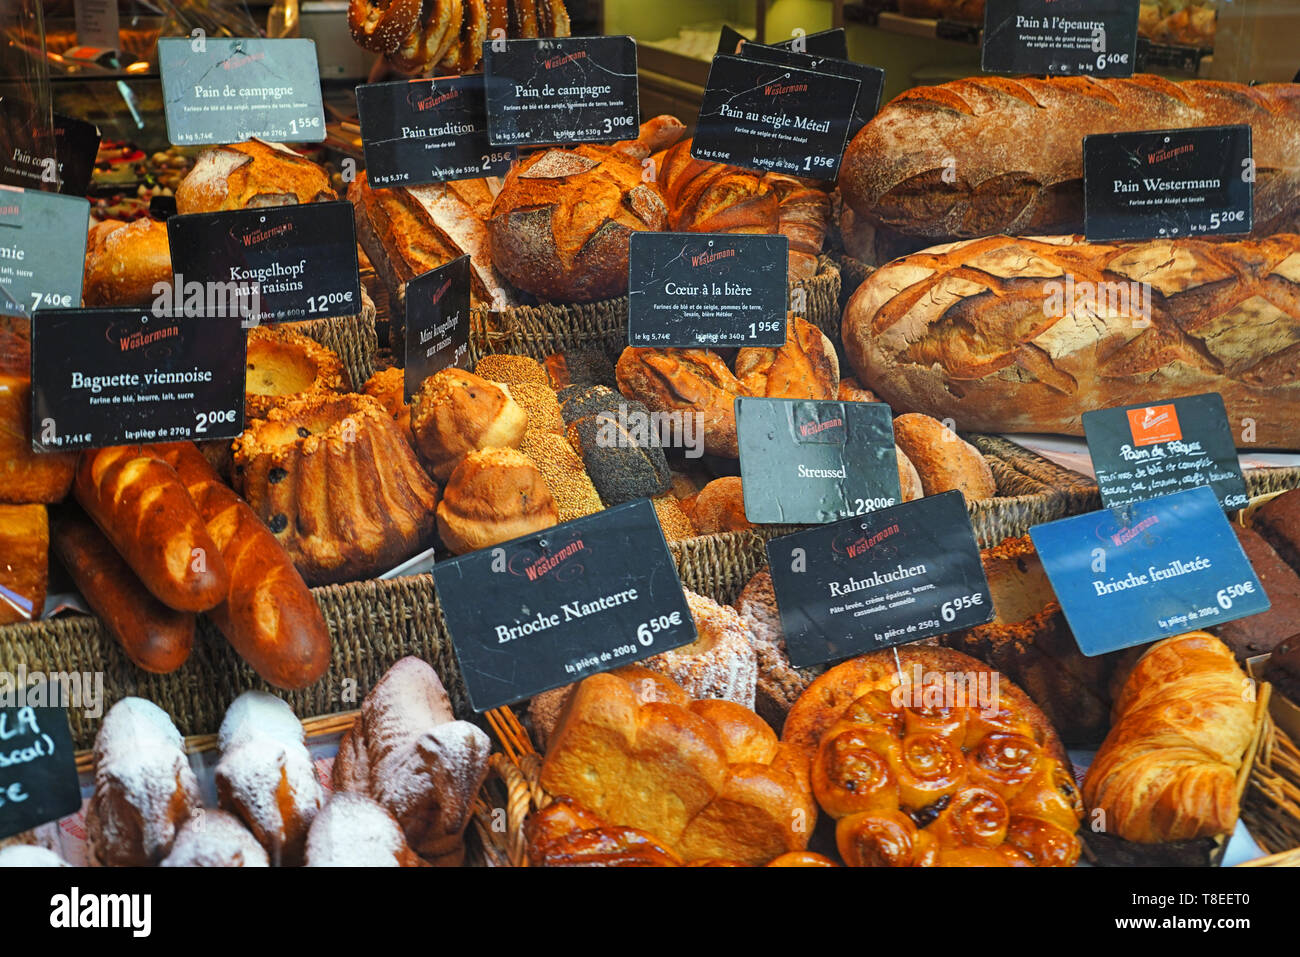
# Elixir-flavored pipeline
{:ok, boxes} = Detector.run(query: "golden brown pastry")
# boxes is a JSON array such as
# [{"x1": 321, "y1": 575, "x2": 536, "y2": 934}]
[
  {"x1": 892, "y1": 413, "x2": 997, "y2": 501},
  {"x1": 245, "y1": 325, "x2": 346, "y2": 421},
  {"x1": 734, "y1": 316, "x2": 839, "y2": 400},
  {"x1": 526, "y1": 797, "x2": 683, "y2": 867},
  {"x1": 1082, "y1": 632, "x2": 1255, "y2": 843},
  {"x1": 410, "y1": 369, "x2": 528, "y2": 480},
  {"x1": 616, "y1": 348, "x2": 751, "y2": 458},
  {"x1": 896, "y1": 447, "x2": 923, "y2": 503},
  {"x1": 362, "y1": 366, "x2": 413, "y2": 444},
  {"x1": 0, "y1": 504, "x2": 47, "y2": 625},
  {"x1": 518, "y1": 430, "x2": 603, "y2": 522},
  {"x1": 83, "y1": 218, "x2": 172, "y2": 307},
  {"x1": 176, "y1": 139, "x2": 335, "y2": 214},
  {"x1": 690, "y1": 477, "x2": 754, "y2": 535},
  {"x1": 436, "y1": 447, "x2": 558, "y2": 554},
  {"x1": 0, "y1": 317, "x2": 77, "y2": 504}
]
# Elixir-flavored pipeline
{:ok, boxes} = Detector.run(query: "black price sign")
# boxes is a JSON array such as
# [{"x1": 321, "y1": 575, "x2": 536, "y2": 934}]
[
  {"x1": 738, "y1": 42, "x2": 885, "y2": 141},
  {"x1": 1084, "y1": 125, "x2": 1253, "y2": 242},
  {"x1": 693, "y1": 55, "x2": 860, "y2": 181},
  {"x1": 1083, "y1": 393, "x2": 1249, "y2": 513},
  {"x1": 404, "y1": 255, "x2": 471, "y2": 400},
  {"x1": 767, "y1": 491, "x2": 994, "y2": 667},
  {"x1": 167, "y1": 202, "x2": 361, "y2": 325},
  {"x1": 981, "y1": 0, "x2": 1139, "y2": 76},
  {"x1": 484, "y1": 36, "x2": 640, "y2": 147},
  {"x1": 0, "y1": 705, "x2": 81, "y2": 839},
  {"x1": 0, "y1": 100, "x2": 101, "y2": 196},
  {"x1": 627, "y1": 232, "x2": 788, "y2": 348},
  {"x1": 30, "y1": 308, "x2": 246, "y2": 452},
  {"x1": 0, "y1": 187, "x2": 88, "y2": 319},
  {"x1": 737, "y1": 398, "x2": 901, "y2": 525},
  {"x1": 158, "y1": 37, "x2": 327, "y2": 146},
  {"x1": 432, "y1": 499, "x2": 696, "y2": 712},
  {"x1": 358, "y1": 75, "x2": 514, "y2": 188}
]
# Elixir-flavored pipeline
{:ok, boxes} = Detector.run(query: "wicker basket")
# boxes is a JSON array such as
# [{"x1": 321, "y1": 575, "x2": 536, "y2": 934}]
[{"x1": 285, "y1": 297, "x2": 380, "y2": 392}]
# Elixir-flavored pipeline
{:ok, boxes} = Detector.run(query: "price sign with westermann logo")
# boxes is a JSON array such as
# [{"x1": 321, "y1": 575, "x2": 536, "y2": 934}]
[
  {"x1": 404, "y1": 255, "x2": 471, "y2": 399},
  {"x1": 432, "y1": 499, "x2": 696, "y2": 712},
  {"x1": 981, "y1": 0, "x2": 1140, "y2": 76},
  {"x1": 0, "y1": 186, "x2": 88, "y2": 319}
]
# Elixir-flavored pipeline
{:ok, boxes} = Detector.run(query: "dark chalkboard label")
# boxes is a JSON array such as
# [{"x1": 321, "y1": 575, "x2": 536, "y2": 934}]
[
  {"x1": 0, "y1": 100, "x2": 101, "y2": 196},
  {"x1": 738, "y1": 42, "x2": 884, "y2": 141},
  {"x1": 404, "y1": 255, "x2": 471, "y2": 400},
  {"x1": 627, "y1": 232, "x2": 788, "y2": 348},
  {"x1": 0, "y1": 187, "x2": 88, "y2": 319},
  {"x1": 158, "y1": 37, "x2": 326, "y2": 146},
  {"x1": 30, "y1": 307, "x2": 246, "y2": 451},
  {"x1": 766, "y1": 491, "x2": 994, "y2": 667},
  {"x1": 358, "y1": 75, "x2": 515, "y2": 188},
  {"x1": 1084, "y1": 125, "x2": 1253, "y2": 242},
  {"x1": 484, "y1": 36, "x2": 640, "y2": 147},
  {"x1": 0, "y1": 704, "x2": 82, "y2": 840},
  {"x1": 981, "y1": 0, "x2": 1139, "y2": 76},
  {"x1": 432, "y1": 499, "x2": 696, "y2": 712},
  {"x1": 1083, "y1": 393, "x2": 1248, "y2": 513}
]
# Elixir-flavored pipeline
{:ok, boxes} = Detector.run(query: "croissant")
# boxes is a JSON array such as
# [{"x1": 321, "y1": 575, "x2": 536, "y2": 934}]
[{"x1": 1082, "y1": 632, "x2": 1255, "y2": 843}]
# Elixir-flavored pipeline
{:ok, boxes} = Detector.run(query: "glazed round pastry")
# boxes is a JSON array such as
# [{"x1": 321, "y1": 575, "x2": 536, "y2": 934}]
[
  {"x1": 410, "y1": 369, "x2": 529, "y2": 480},
  {"x1": 897, "y1": 446, "x2": 923, "y2": 503},
  {"x1": 175, "y1": 139, "x2": 335, "y2": 214},
  {"x1": 83, "y1": 218, "x2": 172, "y2": 307},
  {"x1": 783, "y1": 648, "x2": 1083, "y2": 867},
  {"x1": 233, "y1": 392, "x2": 440, "y2": 584},
  {"x1": 488, "y1": 145, "x2": 669, "y2": 302},
  {"x1": 616, "y1": 347, "x2": 750, "y2": 458},
  {"x1": 892, "y1": 413, "x2": 997, "y2": 501},
  {"x1": 436, "y1": 447, "x2": 558, "y2": 554},
  {"x1": 474, "y1": 354, "x2": 550, "y2": 389},
  {"x1": 160, "y1": 811, "x2": 270, "y2": 867},
  {"x1": 734, "y1": 316, "x2": 839, "y2": 400},
  {"x1": 245, "y1": 325, "x2": 346, "y2": 421},
  {"x1": 641, "y1": 589, "x2": 759, "y2": 708},
  {"x1": 566, "y1": 410, "x2": 672, "y2": 506},
  {"x1": 733, "y1": 569, "x2": 825, "y2": 728},
  {"x1": 519, "y1": 430, "x2": 603, "y2": 522},
  {"x1": 362, "y1": 366, "x2": 413, "y2": 443},
  {"x1": 690, "y1": 477, "x2": 754, "y2": 534},
  {"x1": 85, "y1": 698, "x2": 201, "y2": 867},
  {"x1": 306, "y1": 793, "x2": 426, "y2": 867},
  {"x1": 215, "y1": 691, "x2": 323, "y2": 867}
]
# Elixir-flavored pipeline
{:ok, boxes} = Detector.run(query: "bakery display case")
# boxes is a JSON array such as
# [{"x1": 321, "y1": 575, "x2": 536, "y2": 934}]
[{"x1": 3, "y1": 0, "x2": 1300, "y2": 890}]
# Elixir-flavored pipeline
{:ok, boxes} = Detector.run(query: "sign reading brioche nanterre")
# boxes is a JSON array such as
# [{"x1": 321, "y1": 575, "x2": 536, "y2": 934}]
[{"x1": 432, "y1": 500, "x2": 696, "y2": 712}]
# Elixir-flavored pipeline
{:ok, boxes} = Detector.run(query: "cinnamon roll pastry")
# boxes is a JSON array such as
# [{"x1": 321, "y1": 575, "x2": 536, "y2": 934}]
[
  {"x1": 926, "y1": 786, "x2": 1010, "y2": 849},
  {"x1": 837, "y1": 810, "x2": 936, "y2": 868},
  {"x1": 889, "y1": 733, "x2": 966, "y2": 809}
]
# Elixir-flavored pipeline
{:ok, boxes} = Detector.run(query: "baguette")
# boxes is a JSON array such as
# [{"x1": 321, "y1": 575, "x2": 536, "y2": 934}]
[
  {"x1": 842, "y1": 233, "x2": 1300, "y2": 449},
  {"x1": 840, "y1": 75, "x2": 1300, "y2": 242},
  {"x1": 153, "y1": 442, "x2": 332, "y2": 690},
  {"x1": 74, "y1": 447, "x2": 230, "y2": 611},
  {"x1": 52, "y1": 511, "x2": 194, "y2": 674}
]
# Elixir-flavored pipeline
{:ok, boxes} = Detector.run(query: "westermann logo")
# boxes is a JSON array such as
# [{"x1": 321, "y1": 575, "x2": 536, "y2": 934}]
[{"x1": 50, "y1": 888, "x2": 151, "y2": 937}]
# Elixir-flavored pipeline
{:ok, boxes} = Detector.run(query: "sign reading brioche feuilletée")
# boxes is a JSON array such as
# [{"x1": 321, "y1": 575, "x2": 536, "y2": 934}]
[
  {"x1": 1029, "y1": 485, "x2": 1269, "y2": 656},
  {"x1": 736, "y1": 397, "x2": 902, "y2": 525},
  {"x1": 158, "y1": 37, "x2": 326, "y2": 146},
  {"x1": 404, "y1": 255, "x2": 471, "y2": 399},
  {"x1": 432, "y1": 499, "x2": 697, "y2": 712},
  {"x1": 30, "y1": 308, "x2": 246, "y2": 452},
  {"x1": 483, "y1": 36, "x2": 640, "y2": 147},
  {"x1": 1083, "y1": 392, "x2": 1249, "y2": 513},
  {"x1": 981, "y1": 0, "x2": 1140, "y2": 76},
  {"x1": 0, "y1": 187, "x2": 88, "y2": 319},
  {"x1": 1083, "y1": 125, "x2": 1253, "y2": 242},
  {"x1": 766, "y1": 492, "x2": 994, "y2": 667},
  {"x1": 357, "y1": 75, "x2": 514, "y2": 187},
  {"x1": 0, "y1": 703, "x2": 81, "y2": 840}
]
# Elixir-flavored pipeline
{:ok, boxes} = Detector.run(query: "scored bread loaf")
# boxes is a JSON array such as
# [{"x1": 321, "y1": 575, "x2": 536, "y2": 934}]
[
  {"x1": 840, "y1": 76, "x2": 1300, "y2": 242},
  {"x1": 83, "y1": 218, "x2": 172, "y2": 307},
  {"x1": 843, "y1": 233, "x2": 1300, "y2": 448},
  {"x1": 175, "y1": 139, "x2": 335, "y2": 214}
]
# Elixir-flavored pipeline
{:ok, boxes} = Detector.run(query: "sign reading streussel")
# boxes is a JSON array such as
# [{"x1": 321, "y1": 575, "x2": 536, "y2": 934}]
[
  {"x1": 483, "y1": 36, "x2": 640, "y2": 147},
  {"x1": 158, "y1": 37, "x2": 326, "y2": 146},
  {"x1": 0, "y1": 187, "x2": 88, "y2": 319},
  {"x1": 981, "y1": 0, "x2": 1140, "y2": 76},
  {"x1": 433, "y1": 499, "x2": 696, "y2": 712}
]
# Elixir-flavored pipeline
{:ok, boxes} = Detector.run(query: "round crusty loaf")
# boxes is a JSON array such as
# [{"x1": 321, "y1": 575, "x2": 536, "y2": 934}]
[
  {"x1": 436, "y1": 448, "x2": 558, "y2": 555},
  {"x1": 896, "y1": 446, "x2": 923, "y2": 502},
  {"x1": 488, "y1": 145, "x2": 668, "y2": 303},
  {"x1": 690, "y1": 476, "x2": 754, "y2": 534},
  {"x1": 410, "y1": 369, "x2": 528, "y2": 480},
  {"x1": 176, "y1": 139, "x2": 335, "y2": 214},
  {"x1": 892, "y1": 413, "x2": 996, "y2": 501},
  {"x1": 83, "y1": 218, "x2": 172, "y2": 307},
  {"x1": 734, "y1": 316, "x2": 839, "y2": 400}
]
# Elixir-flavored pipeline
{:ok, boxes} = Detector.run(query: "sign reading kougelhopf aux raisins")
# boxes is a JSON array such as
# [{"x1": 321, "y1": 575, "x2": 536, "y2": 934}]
[
  {"x1": 1083, "y1": 125, "x2": 1253, "y2": 242},
  {"x1": 483, "y1": 36, "x2": 640, "y2": 147},
  {"x1": 404, "y1": 255, "x2": 471, "y2": 399},
  {"x1": 627, "y1": 232, "x2": 788, "y2": 347},
  {"x1": 0, "y1": 186, "x2": 88, "y2": 319},
  {"x1": 981, "y1": 0, "x2": 1139, "y2": 77},
  {"x1": 1083, "y1": 392, "x2": 1248, "y2": 513},
  {"x1": 357, "y1": 75, "x2": 514, "y2": 187},
  {"x1": 158, "y1": 37, "x2": 326, "y2": 146},
  {"x1": 693, "y1": 54, "x2": 860, "y2": 181},
  {"x1": 736, "y1": 397, "x2": 902, "y2": 525},
  {"x1": 432, "y1": 499, "x2": 696, "y2": 712},
  {"x1": 29, "y1": 308, "x2": 246, "y2": 452},
  {"x1": 167, "y1": 202, "x2": 360, "y2": 325},
  {"x1": 1029, "y1": 485, "x2": 1268, "y2": 656},
  {"x1": 0, "y1": 703, "x2": 81, "y2": 840},
  {"x1": 766, "y1": 492, "x2": 994, "y2": 667}
]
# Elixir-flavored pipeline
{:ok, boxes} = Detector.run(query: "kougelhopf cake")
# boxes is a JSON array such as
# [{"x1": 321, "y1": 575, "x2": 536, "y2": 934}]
[
  {"x1": 160, "y1": 811, "x2": 270, "y2": 867},
  {"x1": 176, "y1": 139, "x2": 335, "y2": 214},
  {"x1": 215, "y1": 691, "x2": 323, "y2": 867},
  {"x1": 245, "y1": 325, "x2": 347, "y2": 421},
  {"x1": 232, "y1": 393, "x2": 440, "y2": 584},
  {"x1": 784, "y1": 648, "x2": 1083, "y2": 867},
  {"x1": 306, "y1": 793, "x2": 427, "y2": 867},
  {"x1": 436, "y1": 447, "x2": 558, "y2": 555},
  {"x1": 85, "y1": 698, "x2": 201, "y2": 867},
  {"x1": 734, "y1": 569, "x2": 826, "y2": 729},
  {"x1": 410, "y1": 369, "x2": 529, "y2": 480}
]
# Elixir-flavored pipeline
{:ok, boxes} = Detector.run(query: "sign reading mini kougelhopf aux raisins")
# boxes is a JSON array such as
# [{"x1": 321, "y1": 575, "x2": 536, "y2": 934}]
[{"x1": 404, "y1": 255, "x2": 471, "y2": 399}]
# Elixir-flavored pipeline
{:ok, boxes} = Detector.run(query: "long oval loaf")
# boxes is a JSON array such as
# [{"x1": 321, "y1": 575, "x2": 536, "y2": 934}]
[
  {"x1": 840, "y1": 75, "x2": 1300, "y2": 242},
  {"x1": 74, "y1": 447, "x2": 230, "y2": 611},
  {"x1": 842, "y1": 233, "x2": 1300, "y2": 449}
]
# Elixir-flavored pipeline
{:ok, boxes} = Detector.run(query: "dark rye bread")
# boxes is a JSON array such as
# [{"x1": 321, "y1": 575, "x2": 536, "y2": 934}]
[
  {"x1": 1217, "y1": 525, "x2": 1300, "y2": 661},
  {"x1": 565, "y1": 412, "x2": 671, "y2": 506},
  {"x1": 840, "y1": 75, "x2": 1300, "y2": 242}
]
